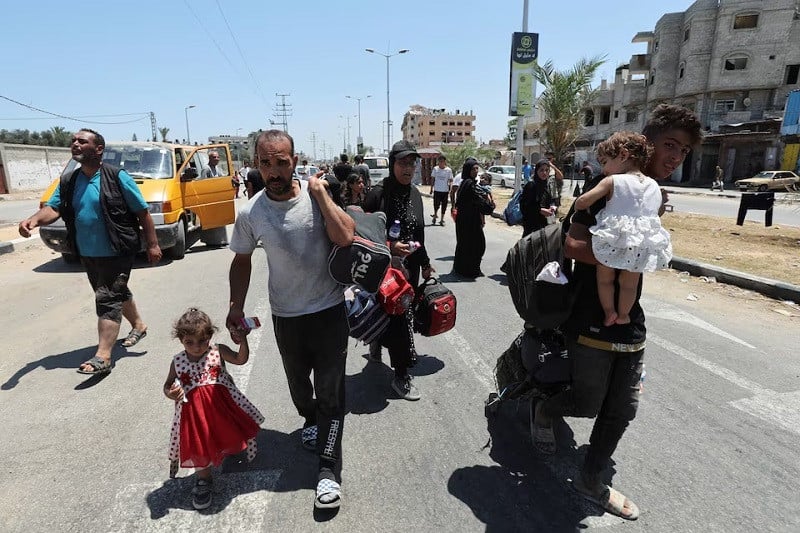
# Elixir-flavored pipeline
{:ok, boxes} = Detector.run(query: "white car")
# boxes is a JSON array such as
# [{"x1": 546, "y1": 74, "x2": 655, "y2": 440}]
[
  {"x1": 363, "y1": 156, "x2": 390, "y2": 187},
  {"x1": 734, "y1": 170, "x2": 800, "y2": 192},
  {"x1": 487, "y1": 165, "x2": 517, "y2": 188}
]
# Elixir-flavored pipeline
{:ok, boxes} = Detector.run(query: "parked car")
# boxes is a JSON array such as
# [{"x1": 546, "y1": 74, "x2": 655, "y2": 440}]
[
  {"x1": 38, "y1": 141, "x2": 237, "y2": 263},
  {"x1": 487, "y1": 165, "x2": 517, "y2": 188},
  {"x1": 734, "y1": 171, "x2": 800, "y2": 192},
  {"x1": 363, "y1": 156, "x2": 390, "y2": 187}
]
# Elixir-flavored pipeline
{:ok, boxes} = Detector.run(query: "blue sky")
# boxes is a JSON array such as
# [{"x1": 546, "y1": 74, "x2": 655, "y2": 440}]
[{"x1": 1, "y1": 0, "x2": 693, "y2": 159}]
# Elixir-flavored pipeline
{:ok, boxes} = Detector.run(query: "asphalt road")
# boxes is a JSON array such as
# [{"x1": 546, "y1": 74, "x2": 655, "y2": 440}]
[
  {"x1": 665, "y1": 193, "x2": 800, "y2": 227},
  {"x1": 1, "y1": 202, "x2": 799, "y2": 532}
]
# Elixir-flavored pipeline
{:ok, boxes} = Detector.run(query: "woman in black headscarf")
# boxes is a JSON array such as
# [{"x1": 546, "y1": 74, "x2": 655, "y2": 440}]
[
  {"x1": 363, "y1": 140, "x2": 435, "y2": 401},
  {"x1": 520, "y1": 158, "x2": 557, "y2": 237},
  {"x1": 453, "y1": 158, "x2": 487, "y2": 278}
]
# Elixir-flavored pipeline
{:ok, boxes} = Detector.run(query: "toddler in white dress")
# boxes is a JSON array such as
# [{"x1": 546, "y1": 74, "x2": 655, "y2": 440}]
[{"x1": 574, "y1": 132, "x2": 672, "y2": 326}]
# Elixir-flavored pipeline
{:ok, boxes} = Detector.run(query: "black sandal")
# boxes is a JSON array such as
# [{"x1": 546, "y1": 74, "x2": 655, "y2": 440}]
[
  {"x1": 121, "y1": 329, "x2": 147, "y2": 347},
  {"x1": 77, "y1": 356, "x2": 112, "y2": 375}
]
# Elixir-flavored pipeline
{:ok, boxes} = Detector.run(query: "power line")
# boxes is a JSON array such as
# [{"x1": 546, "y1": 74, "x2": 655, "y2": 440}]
[
  {"x1": 182, "y1": 0, "x2": 247, "y2": 83},
  {"x1": 214, "y1": 0, "x2": 269, "y2": 106},
  {"x1": 0, "y1": 95, "x2": 149, "y2": 125}
]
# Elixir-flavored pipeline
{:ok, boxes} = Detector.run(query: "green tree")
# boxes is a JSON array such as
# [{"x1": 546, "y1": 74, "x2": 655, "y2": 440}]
[
  {"x1": 532, "y1": 55, "x2": 606, "y2": 162},
  {"x1": 50, "y1": 126, "x2": 71, "y2": 146},
  {"x1": 504, "y1": 118, "x2": 517, "y2": 148},
  {"x1": 439, "y1": 139, "x2": 497, "y2": 175},
  {"x1": 132, "y1": 133, "x2": 138, "y2": 141},
  {"x1": 159, "y1": 127, "x2": 170, "y2": 142}
]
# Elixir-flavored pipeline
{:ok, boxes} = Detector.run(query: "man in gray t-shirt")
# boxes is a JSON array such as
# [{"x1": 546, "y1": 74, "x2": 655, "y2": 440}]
[{"x1": 227, "y1": 130, "x2": 355, "y2": 510}]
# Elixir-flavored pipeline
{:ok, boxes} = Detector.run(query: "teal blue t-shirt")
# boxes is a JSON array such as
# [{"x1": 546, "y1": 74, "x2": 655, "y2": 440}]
[{"x1": 46, "y1": 168, "x2": 148, "y2": 257}]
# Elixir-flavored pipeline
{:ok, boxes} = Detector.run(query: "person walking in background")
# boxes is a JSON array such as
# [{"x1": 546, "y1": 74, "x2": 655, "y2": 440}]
[
  {"x1": 519, "y1": 159, "x2": 557, "y2": 237},
  {"x1": 227, "y1": 129, "x2": 355, "y2": 509},
  {"x1": 236, "y1": 160, "x2": 251, "y2": 198},
  {"x1": 341, "y1": 172, "x2": 366, "y2": 208},
  {"x1": 429, "y1": 155, "x2": 453, "y2": 226},
  {"x1": 18, "y1": 128, "x2": 161, "y2": 375},
  {"x1": 296, "y1": 159, "x2": 312, "y2": 180},
  {"x1": 452, "y1": 158, "x2": 488, "y2": 279},
  {"x1": 244, "y1": 168, "x2": 264, "y2": 198},
  {"x1": 573, "y1": 132, "x2": 672, "y2": 326},
  {"x1": 532, "y1": 104, "x2": 702, "y2": 521},
  {"x1": 522, "y1": 157, "x2": 532, "y2": 184},
  {"x1": 545, "y1": 151, "x2": 564, "y2": 204},
  {"x1": 363, "y1": 140, "x2": 435, "y2": 401},
  {"x1": 711, "y1": 165, "x2": 724, "y2": 191},
  {"x1": 163, "y1": 308, "x2": 263, "y2": 510},
  {"x1": 353, "y1": 154, "x2": 371, "y2": 190}
]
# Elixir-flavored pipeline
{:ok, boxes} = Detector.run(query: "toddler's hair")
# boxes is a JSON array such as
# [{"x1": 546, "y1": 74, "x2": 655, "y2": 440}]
[
  {"x1": 597, "y1": 131, "x2": 653, "y2": 170},
  {"x1": 172, "y1": 308, "x2": 218, "y2": 340}
]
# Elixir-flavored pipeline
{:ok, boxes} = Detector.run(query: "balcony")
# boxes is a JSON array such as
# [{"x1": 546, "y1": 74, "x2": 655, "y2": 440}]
[
  {"x1": 629, "y1": 54, "x2": 651, "y2": 73},
  {"x1": 622, "y1": 79, "x2": 647, "y2": 106}
]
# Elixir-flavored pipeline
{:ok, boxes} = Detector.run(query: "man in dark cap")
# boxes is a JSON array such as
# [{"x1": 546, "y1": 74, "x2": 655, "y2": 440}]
[{"x1": 363, "y1": 140, "x2": 435, "y2": 400}]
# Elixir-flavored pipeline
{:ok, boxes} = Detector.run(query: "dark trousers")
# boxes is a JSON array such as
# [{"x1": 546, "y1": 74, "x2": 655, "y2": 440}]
[
  {"x1": 272, "y1": 304, "x2": 348, "y2": 478},
  {"x1": 433, "y1": 191, "x2": 449, "y2": 214},
  {"x1": 541, "y1": 339, "x2": 643, "y2": 478}
]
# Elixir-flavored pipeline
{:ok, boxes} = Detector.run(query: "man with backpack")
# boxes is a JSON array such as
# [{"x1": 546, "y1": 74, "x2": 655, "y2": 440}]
[
  {"x1": 531, "y1": 105, "x2": 703, "y2": 521},
  {"x1": 18, "y1": 128, "x2": 161, "y2": 375}
]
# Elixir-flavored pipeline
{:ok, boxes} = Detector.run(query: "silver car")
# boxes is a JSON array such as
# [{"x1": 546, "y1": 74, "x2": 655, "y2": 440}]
[{"x1": 487, "y1": 165, "x2": 517, "y2": 188}]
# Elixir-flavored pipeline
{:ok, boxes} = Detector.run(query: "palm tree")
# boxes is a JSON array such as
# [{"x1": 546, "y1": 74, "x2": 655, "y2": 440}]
[
  {"x1": 532, "y1": 55, "x2": 606, "y2": 163},
  {"x1": 159, "y1": 127, "x2": 170, "y2": 142},
  {"x1": 49, "y1": 126, "x2": 71, "y2": 147}
]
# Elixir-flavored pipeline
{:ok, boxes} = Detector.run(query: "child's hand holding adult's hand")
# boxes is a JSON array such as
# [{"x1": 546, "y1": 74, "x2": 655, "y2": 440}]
[{"x1": 166, "y1": 380, "x2": 185, "y2": 403}]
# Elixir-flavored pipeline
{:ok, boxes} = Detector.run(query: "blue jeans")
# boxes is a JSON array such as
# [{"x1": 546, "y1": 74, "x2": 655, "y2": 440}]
[{"x1": 541, "y1": 339, "x2": 644, "y2": 478}]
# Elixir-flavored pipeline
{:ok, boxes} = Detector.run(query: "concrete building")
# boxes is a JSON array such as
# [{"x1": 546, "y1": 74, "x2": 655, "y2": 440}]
[
  {"x1": 580, "y1": 0, "x2": 800, "y2": 184},
  {"x1": 400, "y1": 106, "x2": 476, "y2": 148}
]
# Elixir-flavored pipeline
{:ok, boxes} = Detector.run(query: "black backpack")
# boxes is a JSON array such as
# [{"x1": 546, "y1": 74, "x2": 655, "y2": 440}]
[{"x1": 500, "y1": 222, "x2": 576, "y2": 329}]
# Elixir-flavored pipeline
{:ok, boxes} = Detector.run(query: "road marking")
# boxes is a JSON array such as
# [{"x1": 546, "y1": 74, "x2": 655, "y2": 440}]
[
  {"x1": 441, "y1": 327, "x2": 495, "y2": 391},
  {"x1": 109, "y1": 470, "x2": 281, "y2": 532},
  {"x1": 648, "y1": 333, "x2": 800, "y2": 437},
  {"x1": 643, "y1": 298, "x2": 756, "y2": 349}
]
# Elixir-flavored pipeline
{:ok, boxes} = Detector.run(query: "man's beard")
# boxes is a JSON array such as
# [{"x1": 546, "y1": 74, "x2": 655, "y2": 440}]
[
  {"x1": 266, "y1": 177, "x2": 292, "y2": 195},
  {"x1": 72, "y1": 154, "x2": 84, "y2": 162}
]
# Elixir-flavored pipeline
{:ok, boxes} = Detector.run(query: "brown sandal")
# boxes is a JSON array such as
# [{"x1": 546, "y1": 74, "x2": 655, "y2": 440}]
[{"x1": 121, "y1": 329, "x2": 147, "y2": 347}]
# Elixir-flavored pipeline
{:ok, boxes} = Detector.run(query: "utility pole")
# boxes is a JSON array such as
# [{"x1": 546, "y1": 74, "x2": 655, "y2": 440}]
[
  {"x1": 309, "y1": 131, "x2": 318, "y2": 161},
  {"x1": 514, "y1": 0, "x2": 533, "y2": 193},
  {"x1": 273, "y1": 93, "x2": 292, "y2": 132},
  {"x1": 149, "y1": 112, "x2": 157, "y2": 142}
]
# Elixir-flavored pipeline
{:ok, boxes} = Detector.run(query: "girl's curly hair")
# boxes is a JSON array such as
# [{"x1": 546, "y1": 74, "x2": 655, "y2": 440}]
[
  {"x1": 596, "y1": 131, "x2": 653, "y2": 170},
  {"x1": 172, "y1": 308, "x2": 218, "y2": 340}
]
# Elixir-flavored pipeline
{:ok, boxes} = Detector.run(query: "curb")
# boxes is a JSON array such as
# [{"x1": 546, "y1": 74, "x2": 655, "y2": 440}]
[{"x1": 0, "y1": 234, "x2": 41, "y2": 256}]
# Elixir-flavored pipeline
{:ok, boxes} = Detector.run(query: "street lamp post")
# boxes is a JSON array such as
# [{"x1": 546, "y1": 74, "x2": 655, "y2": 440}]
[
  {"x1": 345, "y1": 94, "x2": 371, "y2": 152},
  {"x1": 184, "y1": 105, "x2": 196, "y2": 145},
  {"x1": 365, "y1": 48, "x2": 409, "y2": 154}
]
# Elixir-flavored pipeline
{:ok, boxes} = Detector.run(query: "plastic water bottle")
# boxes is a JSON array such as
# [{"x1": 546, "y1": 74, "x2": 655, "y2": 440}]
[
  {"x1": 389, "y1": 219, "x2": 401, "y2": 241},
  {"x1": 546, "y1": 204, "x2": 557, "y2": 225}
]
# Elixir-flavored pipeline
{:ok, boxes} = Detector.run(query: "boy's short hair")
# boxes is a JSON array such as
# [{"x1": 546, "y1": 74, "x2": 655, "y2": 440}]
[
  {"x1": 642, "y1": 104, "x2": 703, "y2": 146},
  {"x1": 596, "y1": 131, "x2": 652, "y2": 169},
  {"x1": 437, "y1": 155, "x2": 447, "y2": 161}
]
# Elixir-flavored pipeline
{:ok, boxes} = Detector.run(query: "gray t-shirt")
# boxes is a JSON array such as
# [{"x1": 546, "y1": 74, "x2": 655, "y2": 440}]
[{"x1": 229, "y1": 179, "x2": 343, "y2": 317}]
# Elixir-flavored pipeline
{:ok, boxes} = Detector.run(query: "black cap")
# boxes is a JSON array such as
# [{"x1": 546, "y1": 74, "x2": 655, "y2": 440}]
[{"x1": 390, "y1": 140, "x2": 420, "y2": 160}]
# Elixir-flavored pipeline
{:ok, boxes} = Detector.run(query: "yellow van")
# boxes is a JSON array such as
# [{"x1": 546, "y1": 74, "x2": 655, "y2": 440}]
[{"x1": 38, "y1": 141, "x2": 237, "y2": 262}]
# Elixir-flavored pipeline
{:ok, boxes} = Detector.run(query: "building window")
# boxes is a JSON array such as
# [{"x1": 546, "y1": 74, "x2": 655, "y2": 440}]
[
  {"x1": 786, "y1": 64, "x2": 800, "y2": 85},
  {"x1": 428, "y1": 120, "x2": 435, "y2": 126},
  {"x1": 684, "y1": 26, "x2": 690, "y2": 41},
  {"x1": 650, "y1": 70, "x2": 656, "y2": 84},
  {"x1": 464, "y1": 122, "x2": 471, "y2": 127},
  {"x1": 626, "y1": 110, "x2": 638, "y2": 123},
  {"x1": 456, "y1": 121, "x2": 463, "y2": 126},
  {"x1": 464, "y1": 132, "x2": 471, "y2": 136},
  {"x1": 600, "y1": 107, "x2": 611, "y2": 124},
  {"x1": 724, "y1": 57, "x2": 748, "y2": 70},
  {"x1": 654, "y1": 40, "x2": 659, "y2": 52},
  {"x1": 429, "y1": 131, "x2": 435, "y2": 136},
  {"x1": 584, "y1": 109, "x2": 595, "y2": 126},
  {"x1": 614, "y1": 110, "x2": 619, "y2": 119},
  {"x1": 733, "y1": 13, "x2": 759, "y2": 29},
  {"x1": 714, "y1": 100, "x2": 736, "y2": 112},
  {"x1": 679, "y1": 62, "x2": 685, "y2": 79}
]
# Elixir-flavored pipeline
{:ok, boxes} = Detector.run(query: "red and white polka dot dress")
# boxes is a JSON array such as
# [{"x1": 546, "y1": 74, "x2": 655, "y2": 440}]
[{"x1": 168, "y1": 344, "x2": 264, "y2": 478}]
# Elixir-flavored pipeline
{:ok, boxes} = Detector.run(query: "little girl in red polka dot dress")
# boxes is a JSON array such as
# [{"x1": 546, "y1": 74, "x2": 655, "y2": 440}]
[{"x1": 163, "y1": 308, "x2": 264, "y2": 510}]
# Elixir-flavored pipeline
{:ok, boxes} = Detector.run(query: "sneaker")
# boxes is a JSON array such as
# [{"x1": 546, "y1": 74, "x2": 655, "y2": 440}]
[
  {"x1": 192, "y1": 478, "x2": 213, "y2": 510},
  {"x1": 392, "y1": 374, "x2": 420, "y2": 401},
  {"x1": 440, "y1": 219, "x2": 445, "y2": 226},
  {"x1": 431, "y1": 214, "x2": 437, "y2": 224}
]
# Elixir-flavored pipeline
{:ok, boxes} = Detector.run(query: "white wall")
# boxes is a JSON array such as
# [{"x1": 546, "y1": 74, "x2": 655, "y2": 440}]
[{"x1": 0, "y1": 144, "x2": 70, "y2": 192}]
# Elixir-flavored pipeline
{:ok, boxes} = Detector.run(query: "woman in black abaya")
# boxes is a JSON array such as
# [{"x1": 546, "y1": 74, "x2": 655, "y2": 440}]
[{"x1": 452, "y1": 158, "x2": 486, "y2": 278}]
